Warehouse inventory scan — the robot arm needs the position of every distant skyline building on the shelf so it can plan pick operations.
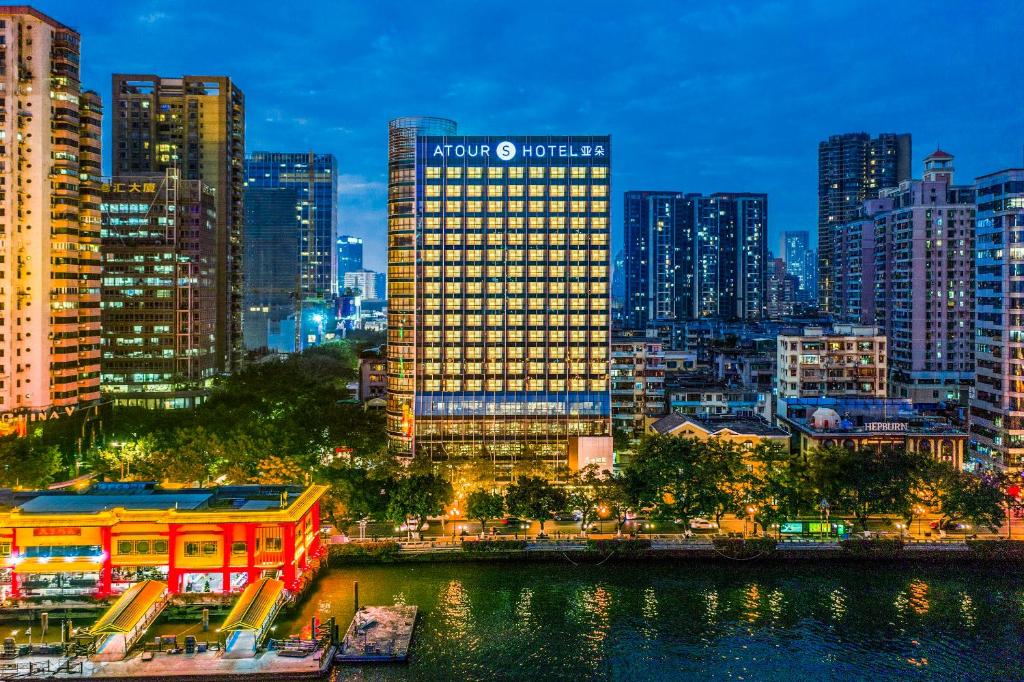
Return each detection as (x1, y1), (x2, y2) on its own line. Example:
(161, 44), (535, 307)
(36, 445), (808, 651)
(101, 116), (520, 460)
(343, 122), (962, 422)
(0, 7), (103, 429)
(622, 191), (768, 326)
(245, 152), (338, 298)
(783, 230), (816, 303)
(817, 132), (911, 313)
(243, 187), (300, 352)
(971, 167), (1024, 470)
(873, 150), (975, 408)
(832, 197), (886, 325)
(343, 269), (386, 301)
(765, 256), (797, 319)
(112, 74), (245, 371)
(337, 235), (364, 286)
(388, 134), (613, 479)
(101, 173), (218, 408)
(386, 116), (458, 456)
(776, 325), (888, 401)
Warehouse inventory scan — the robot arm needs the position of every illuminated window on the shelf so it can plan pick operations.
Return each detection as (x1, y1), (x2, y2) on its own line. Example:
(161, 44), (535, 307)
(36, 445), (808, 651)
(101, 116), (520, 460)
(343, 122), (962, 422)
(488, 200), (503, 213)
(529, 167), (546, 179)
(446, 166), (463, 179)
(592, 201), (608, 212)
(467, 201), (483, 212)
(529, 200), (545, 212)
(466, 184), (483, 197)
(529, 184), (545, 197)
(550, 167), (566, 179)
(591, 185), (607, 197)
(508, 185), (524, 197)
(425, 185), (441, 197)
(571, 167), (587, 178)
(487, 185), (503, 197)
(425, 201), (441, 212)
(550, 201), (566, 212)
(446, 185), (462, 197)
(446, 200), (462, 212)
(509, 201), (524, 212)
(591, 166), (607, 178)
(488, 167), (504, 179)
(467, 167), (483, 178)
(550, 185), (566, 197)
(426, 167), (442, 179)
(509, 167), (524, 179)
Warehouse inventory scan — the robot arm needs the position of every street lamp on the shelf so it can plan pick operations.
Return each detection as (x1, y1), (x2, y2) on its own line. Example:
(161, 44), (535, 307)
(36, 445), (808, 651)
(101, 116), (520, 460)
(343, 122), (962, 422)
(913, 505), (925, 537)
(745, 505), (758, 537)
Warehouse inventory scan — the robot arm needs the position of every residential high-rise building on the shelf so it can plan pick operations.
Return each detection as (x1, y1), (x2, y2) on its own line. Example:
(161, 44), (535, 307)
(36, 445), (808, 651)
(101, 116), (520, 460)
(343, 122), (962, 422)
(765, 256), (797, 319)
(0, 7), (102, 429)
(611, 335), (666, 440)
(243, 187), (300, 351)
(343, 269), (386, 301)
(818, 132), (911, 312)
(832, 197), (889, 324)
(873, 150), (975, 408)
(622, 191), (688, 328)
(776, 325), (888, 401)
(622, 191), (768, 326)
(337, 235), (364, 287)
(245, 152), (338, 298)
(386, 116), (457, 456)
(971, 167), (1024, 469)
(388, 135), (613, 479)
(112, 74), (245, 372)
(101, 173), (218, 408)
(692, 193), (768, 321)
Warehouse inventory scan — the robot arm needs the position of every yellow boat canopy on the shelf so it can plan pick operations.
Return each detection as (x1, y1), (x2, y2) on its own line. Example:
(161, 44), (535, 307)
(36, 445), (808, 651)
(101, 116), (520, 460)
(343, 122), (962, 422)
(92, 580), (168, 635)
(221, 578), (285, 632)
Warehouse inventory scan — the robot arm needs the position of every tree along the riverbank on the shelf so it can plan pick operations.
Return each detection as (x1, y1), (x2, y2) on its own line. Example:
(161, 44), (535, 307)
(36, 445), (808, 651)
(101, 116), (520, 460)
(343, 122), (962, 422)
(325, 435), (1011, 536)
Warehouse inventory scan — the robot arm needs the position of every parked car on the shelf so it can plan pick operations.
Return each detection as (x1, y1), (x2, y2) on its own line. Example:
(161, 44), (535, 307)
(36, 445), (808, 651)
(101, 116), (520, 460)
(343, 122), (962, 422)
(685, 518), (719, 530)
(501, 517), (525, 526)
(554, 511), (582, 522)
(930, 519), (964, 532)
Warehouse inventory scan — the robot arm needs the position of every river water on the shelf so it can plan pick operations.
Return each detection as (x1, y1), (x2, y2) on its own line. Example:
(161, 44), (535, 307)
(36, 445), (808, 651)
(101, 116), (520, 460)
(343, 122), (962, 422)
(274, 561), (1024, 681)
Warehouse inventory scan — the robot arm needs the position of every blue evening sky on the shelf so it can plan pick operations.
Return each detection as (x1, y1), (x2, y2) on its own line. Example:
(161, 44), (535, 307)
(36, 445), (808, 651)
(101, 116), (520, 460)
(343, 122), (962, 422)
(37, 0), (1024, 270)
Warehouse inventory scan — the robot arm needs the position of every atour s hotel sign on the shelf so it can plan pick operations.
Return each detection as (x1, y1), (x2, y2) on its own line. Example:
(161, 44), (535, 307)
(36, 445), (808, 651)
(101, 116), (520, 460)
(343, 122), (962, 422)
(429, 139), (608, 161)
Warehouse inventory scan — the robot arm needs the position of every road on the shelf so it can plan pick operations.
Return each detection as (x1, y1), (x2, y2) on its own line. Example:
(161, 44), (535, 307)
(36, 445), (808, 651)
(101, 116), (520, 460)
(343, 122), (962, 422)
(337, 510), (1014, 542)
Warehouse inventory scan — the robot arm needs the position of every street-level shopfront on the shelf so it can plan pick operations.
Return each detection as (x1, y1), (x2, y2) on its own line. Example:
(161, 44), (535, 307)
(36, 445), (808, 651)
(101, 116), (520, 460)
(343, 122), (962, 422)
(0, 484), (327, 601)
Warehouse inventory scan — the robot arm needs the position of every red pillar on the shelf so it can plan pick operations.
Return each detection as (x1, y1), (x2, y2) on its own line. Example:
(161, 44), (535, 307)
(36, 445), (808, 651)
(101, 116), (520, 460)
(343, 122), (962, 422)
(282, 523), (296, 589)
(166, 524), (179, 595)
(99, 526), (113, 597)
(220, 523), (233, 593)
(245, 524), (257, 584)
(9, 532), (18, 600)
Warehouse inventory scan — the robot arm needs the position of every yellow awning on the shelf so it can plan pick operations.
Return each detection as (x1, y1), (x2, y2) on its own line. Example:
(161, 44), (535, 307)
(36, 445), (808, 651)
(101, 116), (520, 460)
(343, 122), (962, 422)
(221, 578), (285, 632)
(92, 580), (168, 635)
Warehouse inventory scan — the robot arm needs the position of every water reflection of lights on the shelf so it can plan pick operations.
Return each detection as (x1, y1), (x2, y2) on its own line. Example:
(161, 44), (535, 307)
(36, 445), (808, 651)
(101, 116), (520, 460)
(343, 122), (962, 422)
(569, 585), (612, 664)
(908, 580), (930, 616)
(828, 587), (848, 621)
(767, 588), (784, 624)
(743, 584), (761, 623)
(515, 587), (535, 631)
(641, 587), (659, 639)
(703, 589), (720, 624)
(438, 580), (473, 640)
(960, 593), (976, 628)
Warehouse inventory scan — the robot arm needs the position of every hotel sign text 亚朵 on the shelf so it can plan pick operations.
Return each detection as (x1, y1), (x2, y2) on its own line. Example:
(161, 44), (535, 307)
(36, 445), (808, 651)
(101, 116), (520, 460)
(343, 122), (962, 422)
(431, 141), (607, 161)
(864, 422), (908, 432)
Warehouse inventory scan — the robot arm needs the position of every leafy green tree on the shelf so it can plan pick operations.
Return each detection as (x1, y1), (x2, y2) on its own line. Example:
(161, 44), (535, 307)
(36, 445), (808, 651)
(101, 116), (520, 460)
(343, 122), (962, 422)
(134, 426), (226, 484)
(936, 468), (1005, 532)
(466, 489), (505, 536)
(0, 436), (60, 488)
(386, 473), (453, 537)
(744, 442), (811, 534)
(566, 464), (605, 533)
(322, 465), (392, 525)
(625, 436), (724, 528)
(506, 475), (567, 535)
(813, 446), (925, 531)
(602, 469), (644, 533)
(700, 439), (747, 525)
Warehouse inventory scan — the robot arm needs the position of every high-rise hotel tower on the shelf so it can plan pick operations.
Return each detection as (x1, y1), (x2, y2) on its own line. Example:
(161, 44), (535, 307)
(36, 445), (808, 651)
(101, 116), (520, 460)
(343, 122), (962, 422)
(0, 7), (102, 430)
(387, 132), (613, 479)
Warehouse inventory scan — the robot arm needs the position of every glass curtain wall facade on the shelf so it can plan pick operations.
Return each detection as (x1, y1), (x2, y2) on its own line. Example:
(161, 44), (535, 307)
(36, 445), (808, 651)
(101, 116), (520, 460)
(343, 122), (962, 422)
(244, 152), (338, 298)
(399, 135), (612, 479)
(387, 117), (458, 455)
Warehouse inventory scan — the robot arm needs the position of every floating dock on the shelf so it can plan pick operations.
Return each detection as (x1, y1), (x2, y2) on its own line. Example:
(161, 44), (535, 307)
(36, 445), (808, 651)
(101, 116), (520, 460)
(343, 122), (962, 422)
(337, 605), (417, 663)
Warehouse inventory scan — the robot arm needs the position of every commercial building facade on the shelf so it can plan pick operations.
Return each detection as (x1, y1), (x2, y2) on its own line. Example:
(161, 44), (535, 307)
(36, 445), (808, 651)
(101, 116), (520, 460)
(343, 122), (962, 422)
(337, 235), (364, 287)
(776, 325), (887, 401)
(245, 152), (338, 299)
(0, 7), (102, 431)
(388, 135), (613, 479)
(818, 132), (911, 313)
(343, 268), (386, 301)
(386, 116), (457, 456)
(100, 174), (218, 408)
(242, 187), (300, 352)
(971, 168), (1024, 469)
(112, 74), (245, 372)
(0, 483), (327, 600)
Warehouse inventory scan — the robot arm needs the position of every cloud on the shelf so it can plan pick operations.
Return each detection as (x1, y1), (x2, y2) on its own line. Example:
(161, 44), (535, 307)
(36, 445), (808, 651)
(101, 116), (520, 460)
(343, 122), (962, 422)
(338, 174), (385, 197)
(137, 11), (167, 24)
